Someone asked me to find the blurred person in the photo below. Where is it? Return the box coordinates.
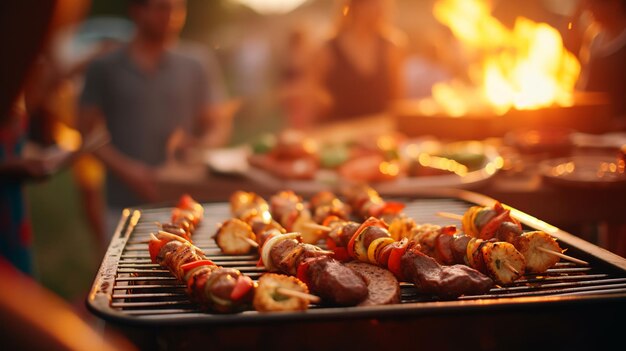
[577,0,626,130]
[0,95,48,276]
[79,0,232,240]
[310,0,407,122]
[0,0,91,276]
[0,2,136,348]
[278,26,320,129]
[29,39,120,257]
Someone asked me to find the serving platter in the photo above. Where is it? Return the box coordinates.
[539,155,626,189]
[242,139,503,196]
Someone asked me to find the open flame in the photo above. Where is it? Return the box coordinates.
[424,0,581,116]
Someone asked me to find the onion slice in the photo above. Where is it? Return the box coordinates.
[261,232,301,272]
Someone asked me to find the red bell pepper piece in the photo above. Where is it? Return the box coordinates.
[148,239,166,263]
[331,247,350,262]
[180,259,215,272]
[372,202,406,218]
[326,237,337,250]
[322,215,341,227]
[479,210,511,240]
[387,238,409,281]
[493,201,505,214]
[347,217,387,258]
[296,256,326,288]
[230,275,254,301]
[177,194,195,211]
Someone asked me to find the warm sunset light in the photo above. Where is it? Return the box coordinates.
[427,0,581,116]
[231,0,308,15]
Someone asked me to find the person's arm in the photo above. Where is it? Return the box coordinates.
[78,106,159,202]
[196,101,238,149]
[0,158,49,181]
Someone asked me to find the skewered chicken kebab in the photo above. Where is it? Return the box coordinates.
[148,194,313,313]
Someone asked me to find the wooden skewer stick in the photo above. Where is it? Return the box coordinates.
[316,249,335,255]
[537,247,588,266]
[276,287,321,304]
[436,212,464,221]
[505,262,520,275]
[236,234,259,248]
[302,222,331,232]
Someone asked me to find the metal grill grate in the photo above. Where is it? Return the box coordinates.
[88,197,626,323]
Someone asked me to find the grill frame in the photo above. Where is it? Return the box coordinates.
[86,188,626,327]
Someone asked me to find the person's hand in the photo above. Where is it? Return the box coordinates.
[22,159,52,180]
[0,158,51,181]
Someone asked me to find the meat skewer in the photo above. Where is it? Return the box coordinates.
[321,216,522,285]
[343,185,406,222]
[264,193,494,296]
[340,186,582,273]
[148,195,255,313]
[436,203,588,267]
[218,191,370,306]
[149,194,316,313]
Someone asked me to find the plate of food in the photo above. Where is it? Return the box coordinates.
[539,154,626,189]
[244,130,503,194]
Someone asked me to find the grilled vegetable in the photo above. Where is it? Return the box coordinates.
[253,273,311,312]
[229,192,370,306]
[482,241,525,285]
[215,218,257,255]
[514,231,561,273]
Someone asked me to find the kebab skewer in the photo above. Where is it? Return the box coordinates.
[147,195,255,313]
[338,186,581,273]
[149,194,315,313]
[264,191,494,296]
[301,190,525,283]
[321,216,522,285]
[217,191,371,306]
[437,202,588,268]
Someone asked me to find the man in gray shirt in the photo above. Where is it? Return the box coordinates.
[79,0,231,228]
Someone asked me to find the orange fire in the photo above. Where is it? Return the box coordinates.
[424,0,580,116]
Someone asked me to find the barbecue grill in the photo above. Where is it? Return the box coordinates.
[87,189,626,350]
